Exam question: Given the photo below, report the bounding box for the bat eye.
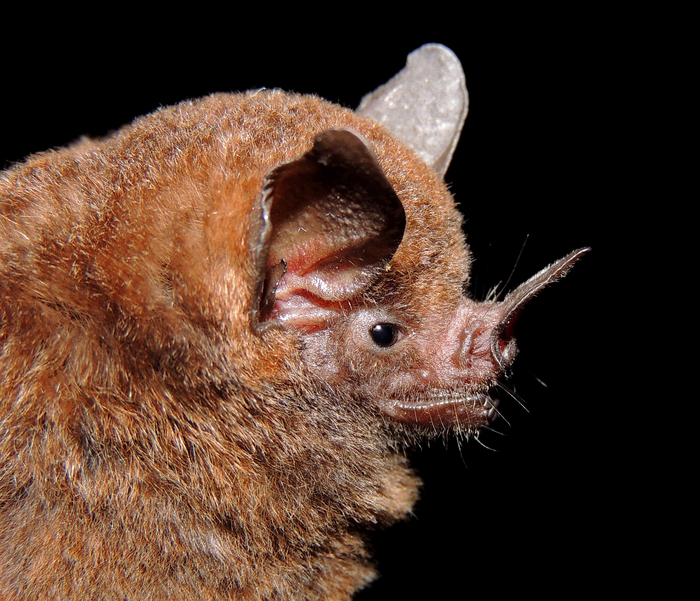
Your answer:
[369,323,400,348]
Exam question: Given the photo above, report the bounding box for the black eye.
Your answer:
[369,323,400,348]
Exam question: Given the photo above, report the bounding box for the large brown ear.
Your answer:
[249,129,406,329]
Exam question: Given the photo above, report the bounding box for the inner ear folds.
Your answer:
[250,129,406,327]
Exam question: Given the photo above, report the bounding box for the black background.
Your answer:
[1,16,631,599]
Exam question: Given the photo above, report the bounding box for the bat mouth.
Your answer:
[382,389,500,430]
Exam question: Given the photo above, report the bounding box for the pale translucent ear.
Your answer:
[357,44,468,177]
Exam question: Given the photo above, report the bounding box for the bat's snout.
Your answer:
[488,247,591,377]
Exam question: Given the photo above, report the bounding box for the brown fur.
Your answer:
[0,91,473,599]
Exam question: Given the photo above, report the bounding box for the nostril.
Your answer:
[491,327,518,377]
[501,339,517,364]
[490,324,508,370]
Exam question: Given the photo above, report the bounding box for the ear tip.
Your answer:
[405,43,469,108]
[407,44,464,74]
[313,129,367,152]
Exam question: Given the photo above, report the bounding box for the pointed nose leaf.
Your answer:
[490,247,591,371]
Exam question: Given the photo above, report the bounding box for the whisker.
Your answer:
[472,430,499,452]
[487,399,511,428]
[481,423,507,437]
[531,373,549,388]
[494,234,529,302]
[495,380,529,414]
[485,283,501,302]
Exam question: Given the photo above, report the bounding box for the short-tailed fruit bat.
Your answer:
[0,45,588,599]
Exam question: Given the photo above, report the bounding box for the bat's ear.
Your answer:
[357,44,468,177]
[249,129,406,328]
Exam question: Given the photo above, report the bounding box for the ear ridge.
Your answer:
[357,44,468,177]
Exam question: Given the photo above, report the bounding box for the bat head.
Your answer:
[250,45,589,435]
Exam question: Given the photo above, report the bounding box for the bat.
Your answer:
[0,44,588,600]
